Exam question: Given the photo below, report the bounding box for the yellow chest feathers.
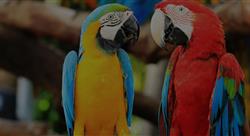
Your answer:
[76,21,124,91]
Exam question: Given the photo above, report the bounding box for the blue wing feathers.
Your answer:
[222,103,229,136]
[160,74,171,135]
[210,55,245,136]
[232,117,240,136]
[239,83,244,96]
[215,117,221,136]
[62,51,78,136]
[117,49,134,127]
[211,77,224,123]
[233,95,245,125]
[211,79,245,136]
[157,47,183,136]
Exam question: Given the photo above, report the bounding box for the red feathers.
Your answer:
[219,53,245,85]
[156,0,245,135]
[156,0,225,57]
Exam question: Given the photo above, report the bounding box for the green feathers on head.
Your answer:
[81,3,129,33]
[79,3,129,56]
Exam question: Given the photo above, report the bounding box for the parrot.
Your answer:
[150,0,246,136]
[98,0,161,24]
[62,3,139,136]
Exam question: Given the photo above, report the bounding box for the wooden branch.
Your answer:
[0,25,64,104]
[1,1,250,63]
[0,25,159,125]
[0,1,170,63]
[0,118,48,136]
[0,1,83,46]
[215,0,250,33]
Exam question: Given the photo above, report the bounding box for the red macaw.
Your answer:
[151,0,246,136]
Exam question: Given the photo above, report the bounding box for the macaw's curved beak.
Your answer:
[163,15,188,47]
[115,13,140,50]
[97,11,139,53]
[151,9,189,50]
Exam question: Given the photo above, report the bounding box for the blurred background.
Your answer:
[0,0,249,135]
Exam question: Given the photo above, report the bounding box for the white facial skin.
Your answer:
[163,4,194,40]
[151,9,166,48]
[151,4,195,48]
[99,11,133,41]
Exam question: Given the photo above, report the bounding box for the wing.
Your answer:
[117,49,134,127]
[159,46,183,136]
[210,53,245,136]
[62,51,78,136]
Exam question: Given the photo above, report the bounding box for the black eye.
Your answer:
[107,14,114,20]
[179,7,183,11]
[177,6,188,14]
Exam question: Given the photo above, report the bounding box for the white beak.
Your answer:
[150,9,166,48]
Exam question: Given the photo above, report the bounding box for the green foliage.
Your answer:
[33,90,62,133]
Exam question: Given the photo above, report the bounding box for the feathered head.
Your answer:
[151,0,225,55]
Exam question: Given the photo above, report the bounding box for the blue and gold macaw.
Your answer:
[62,4,139,136]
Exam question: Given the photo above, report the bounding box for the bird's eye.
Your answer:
[100,12,119,25]
[176,5,188,14]
[179,7,183,11]
[107,14,115,20]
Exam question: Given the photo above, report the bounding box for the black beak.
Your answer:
[96,15,139,53]
[163,16,189,47]
[115,15,140,50]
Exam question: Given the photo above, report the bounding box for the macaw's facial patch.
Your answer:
[97,11,139,53]
[151,3,195,50]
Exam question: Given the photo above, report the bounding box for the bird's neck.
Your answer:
[183,17,226,58]
[183,30,226,59]
[80,22,113,58]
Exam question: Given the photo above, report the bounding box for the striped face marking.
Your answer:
[99,11,133,41]
[100,12,123,27]
[162,4,194,40]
